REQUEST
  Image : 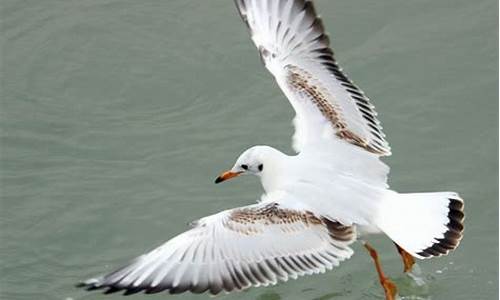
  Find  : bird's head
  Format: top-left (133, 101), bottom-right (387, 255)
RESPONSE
top-left (214, 145), bottom-right (281, 184)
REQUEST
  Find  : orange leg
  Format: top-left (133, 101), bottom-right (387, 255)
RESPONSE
top-left (394, 243), bottom-right (415, 273)
top-left (363, 242), bottom-right (398, 300)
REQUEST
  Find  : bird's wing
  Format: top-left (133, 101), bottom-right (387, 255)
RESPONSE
top-left (235, 0), bottom-right (390, 155)
top-left (79, 201), bottom-right (355, 295)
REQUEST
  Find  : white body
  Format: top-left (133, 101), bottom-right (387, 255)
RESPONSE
top-left (247, 144), bottom-right (389, 228)
top-left (232, 145), bottom-right (462, 259)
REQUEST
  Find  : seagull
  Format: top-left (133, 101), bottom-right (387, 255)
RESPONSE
top-left (78, 1), bottom-right (465, 299)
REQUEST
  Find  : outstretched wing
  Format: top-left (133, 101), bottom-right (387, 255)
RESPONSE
top-left (235, 0), bottom-right (390, 155)
top-left (78, 202), bottom-right (355, 295)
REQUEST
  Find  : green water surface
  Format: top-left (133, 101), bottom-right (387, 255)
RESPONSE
top-left (1, 1), bottom-right (498, 299)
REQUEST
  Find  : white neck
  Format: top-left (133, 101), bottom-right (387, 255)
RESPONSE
top-left (258, 149), bottom-right (296, 194)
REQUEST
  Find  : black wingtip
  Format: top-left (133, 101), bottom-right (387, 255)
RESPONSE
top-left (75, 281), bottom-right (99, 290)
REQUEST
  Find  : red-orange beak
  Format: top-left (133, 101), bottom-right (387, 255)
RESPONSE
top-left (214, 171), bottom-right (242, 184)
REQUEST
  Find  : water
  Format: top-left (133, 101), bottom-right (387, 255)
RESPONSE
top-left (1, 0), bottom-right (497, 299)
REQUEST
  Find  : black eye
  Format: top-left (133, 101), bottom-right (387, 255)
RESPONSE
top-left (258, 164), bottom-right (264, 171)
top-left (241, 164), bottom-right (248, 170)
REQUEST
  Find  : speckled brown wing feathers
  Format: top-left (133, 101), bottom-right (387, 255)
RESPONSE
top-left (78, 202), bottom-right (355, 295)
top-left (234, 0), bottom-right (391, 155)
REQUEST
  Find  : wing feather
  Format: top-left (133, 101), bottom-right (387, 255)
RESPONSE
top-left (78, 202), bottom-right (355, 295)
top-left (235, 0), bottom-right (391, 155)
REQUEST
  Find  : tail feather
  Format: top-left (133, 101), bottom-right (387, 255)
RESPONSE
top-left (376, 192), bottom-right (465, 259)
top-left (417, 198), bottom-right (464, 258)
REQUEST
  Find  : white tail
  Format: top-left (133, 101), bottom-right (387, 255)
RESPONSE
top-left (375, 192), bottom-right (464, 259)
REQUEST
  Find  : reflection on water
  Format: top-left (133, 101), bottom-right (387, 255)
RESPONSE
top-left (256, 291), bottom-right (282, 300)
top-left (311, 291), bottom-right (349, 300)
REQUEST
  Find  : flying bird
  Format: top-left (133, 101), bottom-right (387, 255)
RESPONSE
top-left (78, 1), bottom-right (465, 299)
